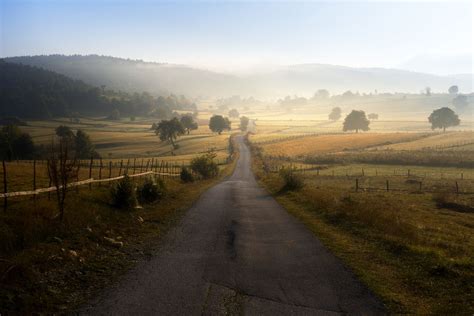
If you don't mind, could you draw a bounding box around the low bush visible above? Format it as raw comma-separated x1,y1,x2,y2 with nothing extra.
180,167,194,182
137,177,166,203
110,175,137,209
279,167,304,191
190,152,218,179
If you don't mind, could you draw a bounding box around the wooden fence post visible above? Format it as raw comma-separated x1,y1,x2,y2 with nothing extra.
140,158,144,173
33,159,36,191
455,181,459,195
461,173,464,180
133,158,136,174
98,158,103,187
88,156,93,190
3,160,7,212
419,181,422,191
407,169,410,177
362,168,364,176
386,180,389,192
108,161,112,179
119,160,123,176
126,159,130,175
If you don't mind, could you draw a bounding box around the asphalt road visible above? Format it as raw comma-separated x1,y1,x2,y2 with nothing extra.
81,136,385,315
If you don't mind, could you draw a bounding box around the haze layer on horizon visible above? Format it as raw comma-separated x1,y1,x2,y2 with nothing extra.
1,0,472,75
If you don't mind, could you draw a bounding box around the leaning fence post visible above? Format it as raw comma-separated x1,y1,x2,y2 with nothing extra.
355,178,359,192
98,158,103,186
3,160,7,212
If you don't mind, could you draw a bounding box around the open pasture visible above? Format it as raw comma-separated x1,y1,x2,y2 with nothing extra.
22,117,231,158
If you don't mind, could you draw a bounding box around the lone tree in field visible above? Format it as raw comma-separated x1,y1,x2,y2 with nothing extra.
154,117,185,149
209,115,231,134
328,107,342,121
229,109,240,118
448,85,459,94
180,115,198,134
428,107,460,132
343,110,370,133
240,116,249,131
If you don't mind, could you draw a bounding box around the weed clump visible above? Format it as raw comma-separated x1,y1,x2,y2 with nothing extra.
137,177,166,203
190,152,218,179
110,175,137,209
279,167,304,191
180,167,194,182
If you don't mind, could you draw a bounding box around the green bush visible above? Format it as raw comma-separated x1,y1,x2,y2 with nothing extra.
180,167,194,182
110,175,137,209
279,167,304,191
190,152,218,179
137,177,166,203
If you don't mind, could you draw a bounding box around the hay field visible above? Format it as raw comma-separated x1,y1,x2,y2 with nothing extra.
259,133,427,157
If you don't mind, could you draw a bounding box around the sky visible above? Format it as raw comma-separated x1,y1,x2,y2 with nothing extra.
1,0,473,75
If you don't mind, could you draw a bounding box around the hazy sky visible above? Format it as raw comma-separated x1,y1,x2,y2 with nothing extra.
1,0,472,74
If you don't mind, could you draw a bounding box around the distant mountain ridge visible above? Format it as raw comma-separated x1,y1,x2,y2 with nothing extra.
5,55,473,98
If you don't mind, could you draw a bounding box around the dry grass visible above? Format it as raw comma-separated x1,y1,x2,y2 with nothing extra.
260,133,426,157
252,152,474,314
0,152,238,314
374,131,474,151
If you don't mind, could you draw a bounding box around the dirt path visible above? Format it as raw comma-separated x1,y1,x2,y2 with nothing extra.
80,136,384,315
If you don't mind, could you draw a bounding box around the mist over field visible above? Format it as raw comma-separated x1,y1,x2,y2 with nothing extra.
1,1,473,315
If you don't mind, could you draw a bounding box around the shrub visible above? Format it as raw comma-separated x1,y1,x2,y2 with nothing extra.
111,175,137,209
190,152,218,179
279,167,304,191
137,177,166,203
180,167,194,182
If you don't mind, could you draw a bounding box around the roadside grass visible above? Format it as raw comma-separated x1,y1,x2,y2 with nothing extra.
251,151,474,314
0,152,238,314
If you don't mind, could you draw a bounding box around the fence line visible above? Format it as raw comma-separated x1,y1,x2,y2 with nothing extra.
0,171,179,199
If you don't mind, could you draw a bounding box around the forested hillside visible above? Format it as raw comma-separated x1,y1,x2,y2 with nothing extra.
5,55,472,98
0,60,196,118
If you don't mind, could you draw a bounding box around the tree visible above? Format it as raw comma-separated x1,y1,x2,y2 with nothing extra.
448,85,459,94
55,125,74,140
428,107,460,132
314,89,330,99
0,125,35,160
368,113,379,120
229,109,240,118
452,95,468,113
343,110,370,133
154,118,185,149
209,115,231,134
108,109,120,120
180,115,198,134
425,87,431,96
75,129,96,158
47,137,79,221
328,107,342,121
240,116,250,132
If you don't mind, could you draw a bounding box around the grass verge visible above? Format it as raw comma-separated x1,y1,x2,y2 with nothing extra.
0,151,238,314
250,145,474,314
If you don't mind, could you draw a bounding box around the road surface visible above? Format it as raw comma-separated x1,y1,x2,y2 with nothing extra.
81,136,384,315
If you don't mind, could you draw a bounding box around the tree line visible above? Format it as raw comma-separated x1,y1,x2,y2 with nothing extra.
0,60,196,119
